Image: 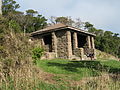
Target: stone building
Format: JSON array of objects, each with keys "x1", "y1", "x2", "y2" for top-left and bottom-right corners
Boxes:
[{"x1": 31, "y1": 24, "x2": 96, "y2": 60}]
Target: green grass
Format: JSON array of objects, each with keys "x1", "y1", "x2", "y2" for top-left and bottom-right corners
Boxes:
[
  {"x1": 1, "y1": 59, "x2": 119, "y2": 90},
  {"x1": 100, "y1": 60, "x2": 120, "y2": 68},
  {"x1": 36, "y1": 59, "x2": 120, "y2": 81}
]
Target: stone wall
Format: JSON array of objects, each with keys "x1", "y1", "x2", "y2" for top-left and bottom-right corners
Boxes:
[
  {"x1": 41, "y1": 52, "x2": 57, "y2": 60},
  {"x1": 31, "y1": 30, "x2": 96, "y2": 60},
  {"x1": 74, "y1": 48, "x2": 81, "y2": 57},
  {"x1": 43, "y1": 45, "x2": 50, "y2": 52},
  {"x1": 55, "y1": 30, "x2": 68, "y2": 59},
  {"x1": 74, "y1": 48, "x2": 84, "y2": 60}
]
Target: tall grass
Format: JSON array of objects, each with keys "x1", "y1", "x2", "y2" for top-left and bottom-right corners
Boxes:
[{"x1": 0, "y1": 58, "x2": 120, "y2": 90}]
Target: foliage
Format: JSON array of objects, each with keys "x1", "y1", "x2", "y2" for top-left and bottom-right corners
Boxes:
[
  {"x1": 55, "y1": 16, "x2": 74, "y2": 26},
  {"x1": 49, "y1": 16, "x2": 84, "y2": 29},
  {"x1": 26, "y1": 9, "x2": 38, "y2": 16},
  {"x1": 32, "y1": 47, "x2": 44, "y2": 64},
  {"x1": 2, "y1": 0, "x2": 20, "y2": 15},
  {"x1": 2, "y1": 0, "x2": 47, "y2": 33},
  {"x1": 24, "y1": 13, "x2": 47, "y2": 33},
  {"x1": 85, "y1": 22, "x2": 120, "y2": 58},
  {"x1": 0, "y1": 16, "x2": 9, "y2": 57},
  {"x1": 9, "y1": 20, "x2": 21, "y2": 33}
]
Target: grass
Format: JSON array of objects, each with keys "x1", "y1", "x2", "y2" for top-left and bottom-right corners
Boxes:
[
  {"x1": 1, "y1": 59, "x2": 119, "y2": 90},
  {"x1": 1, "y1": 80, "x2": 70, "y2": 90},
  {"x1": 36, "y1": 59, "x2": 120, "y2": 81},
  {"x1": 35, "y1": 59, "x2": 120, "y2": 89}
]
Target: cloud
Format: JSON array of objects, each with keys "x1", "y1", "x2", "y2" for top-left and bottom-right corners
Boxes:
[{"x1": 17, "y1": 0, "x2": 120, "y2": 33}]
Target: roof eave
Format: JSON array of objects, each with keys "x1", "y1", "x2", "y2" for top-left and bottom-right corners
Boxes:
[{"x1": 31, "y1": 26, "x2": 96, "y2": 37}]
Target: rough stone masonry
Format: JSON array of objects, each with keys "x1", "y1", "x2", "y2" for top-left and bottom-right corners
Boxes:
[{"x1": 30, "y1": 23, "x2": 96, "y2": 60}]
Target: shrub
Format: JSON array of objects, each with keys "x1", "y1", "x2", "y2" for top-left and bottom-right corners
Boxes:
[{"x1": 32, "y1": 47, "x2": 44, "y2": 64}]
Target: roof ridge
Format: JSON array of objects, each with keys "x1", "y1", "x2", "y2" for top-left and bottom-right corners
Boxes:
[{"x1": 31, "y1": 23, "x2": 96, "y2": 36}]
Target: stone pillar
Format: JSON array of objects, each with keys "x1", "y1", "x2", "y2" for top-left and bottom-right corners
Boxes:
[
  {"x1": 87, "y1": 36, "x2": 91, "y2": 49},
  {"x1": 80, "y1": 48, "x2": 84, "y2": 60},
  {"x1": 41, "y1": 38, "x2": 44, "y2": 46},
  {"x1": 91, "y1": 36, "x2": 97, "y2": 59},
  {"x1": 52, "y1": 32, "x2": 57, "y2": 57},
  {"x1": 66, "y1": 31, "x2": 72, "y2": 59},
  {"x1": 73, "y1": 32, "x2": 78, "y2": 49},
  {"x1": 91, "y1": 37, "x2": 95, "y2": 49}
]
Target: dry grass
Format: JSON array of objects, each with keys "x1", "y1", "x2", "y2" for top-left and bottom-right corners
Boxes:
[
  {"x1": 0, "y1": 60, "x2": 120, "y2": 90},
  {"x1": 0, "y1": 33, "x2": 119, "y2": 90}
]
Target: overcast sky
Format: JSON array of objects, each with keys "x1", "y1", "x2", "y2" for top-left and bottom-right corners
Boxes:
[{"x1": 17, "y1": 0, "x2": 120, "y2": 34}]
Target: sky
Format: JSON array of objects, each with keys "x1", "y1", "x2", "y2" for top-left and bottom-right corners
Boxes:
[{"x1": 17, "y1": 0, "x2": 120, "y2": 34}]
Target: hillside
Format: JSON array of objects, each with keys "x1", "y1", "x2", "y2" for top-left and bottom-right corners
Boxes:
[
  {"x1": 35, "y1": 59, "x2": 120, "y2": 89},
  {"x1": 0, "y1": 0, "x2": 120, "y2": 89},
  {"x1": 96, "y1": 50, "x2": 119, "y2": 61},
  {"x1": 0, "y1": 33, "x2": 119, "y2": 90}
]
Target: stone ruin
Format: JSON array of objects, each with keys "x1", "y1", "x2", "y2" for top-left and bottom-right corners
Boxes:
[{"x1": 30, "y1": 24, "x2": 96, "y2": 60}]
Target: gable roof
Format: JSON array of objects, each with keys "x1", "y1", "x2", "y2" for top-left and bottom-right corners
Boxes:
[{"x1": 31, "y1": 23, "x2": 96, "y2": 36}]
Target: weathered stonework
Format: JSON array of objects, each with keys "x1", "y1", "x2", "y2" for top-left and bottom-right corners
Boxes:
[
  {"x1": 44, "y1": 45, "x2": 50, "y2": 52},
  {"x1": 31, "y1": 24, "x2": 96, "y2": 60},
  {"x1": 66, "y1": 31, "x2": 72, "y2": 59},
  {"x1": 91, "y1": 37, "x2": 97, "y2": 59},
  {"x1": 91, "y1": 37, "x2": 95, "y2": 49},
  {"x1": 56, "y1": 30, "x2": 68, "y2": 59},
  {"x1": 73, "y1": 32, "x2": 78, "y2": 49},
  {"x1": 52, "y1": 32, "x2": 57, "y2": 57},
  {"x1": 87, "y1": 36, "x2": 91, "y2": 49}
]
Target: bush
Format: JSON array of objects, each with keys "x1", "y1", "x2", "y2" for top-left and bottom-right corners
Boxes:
[{"x1": 32, "y1": 47, "x2": 44, "y2": 64}]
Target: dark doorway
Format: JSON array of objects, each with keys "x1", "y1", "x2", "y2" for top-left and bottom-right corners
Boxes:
[
  {"x1": 43, "y1": 34, "x2": 52, "y2": 52},
  {"x1": 77, "y1": 34, "x2": 87, "y2": 48}
]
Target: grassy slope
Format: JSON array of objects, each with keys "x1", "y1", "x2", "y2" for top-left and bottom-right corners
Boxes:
[
  {"x1": 36, "y1": 59, "x2": 120, "y2": 89},
  {"x1": 37, "y1": 59, "x2": 120, "y2": 81},
  {"x1": 96, "y1": 49, "x2": 119, "y2": 60}
]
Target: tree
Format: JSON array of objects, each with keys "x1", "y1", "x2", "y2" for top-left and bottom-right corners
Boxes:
[
  {"x1": 33, "y1": 15, "x2": 47, "y2": 31},
  {"x1": 104, "y1": 31, "x2": 113, "y2": 38},
  {"x1": 86, "y1": 21, "x2": 120, "y2": 57},
  {"x1": 113, "y1": 33, "x2": 119, "y2": 37},
  {"x1": 26, "y1": 9, "x2": 38, "y2": 17},
  {"x1": 56, "y1": 16, "x2": 74, "y2": 26},
  {"x1": 49, "y1": 16, "x2": 74, "y2": 26},
  {"x1": 24, "y1": 10, "x2": 47, "y2": 33},
  {"x1": 9, "y1": 20, "x2": 21, "y2": 33},
  {"x1": 2, "y1": 0, "x2": 20, "y2": 15},
  {"x1": 74, "y1": 18, "x2": 84, "y2": 29},
  {"x1": 84, "y1": 22, "x2": 93, "y2": 30}
]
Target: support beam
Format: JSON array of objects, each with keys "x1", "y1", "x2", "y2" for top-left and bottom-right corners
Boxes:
[
  {"x1": 73, "y1": 32, "x2": 78, "y2": 49},
  {"x1": 87, "y1": 36, "x2": 91, "y2": 49},
  {"x1": 66, "y1": 31, "x2": 72, "y2": 59},
  {"x1": 91, "y1": 37, "x2": 95, "y2": 49},
  {"x1": 80, "y1": 48, "x2": 84, "y2": 60},
  {"x1": 52, "y1": 32, "x2": 57, "y2": 57},
  {"x1": 91, "y1": 36, "x2": 97, "y2": 59},
  {"x1": 41, "y1": 38, "x2": 45, "y2": 46}
]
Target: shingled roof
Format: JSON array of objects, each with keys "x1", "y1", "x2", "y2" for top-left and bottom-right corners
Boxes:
[{"x1": 31, "y1": 23, "x2": 96, "y2": 36}]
